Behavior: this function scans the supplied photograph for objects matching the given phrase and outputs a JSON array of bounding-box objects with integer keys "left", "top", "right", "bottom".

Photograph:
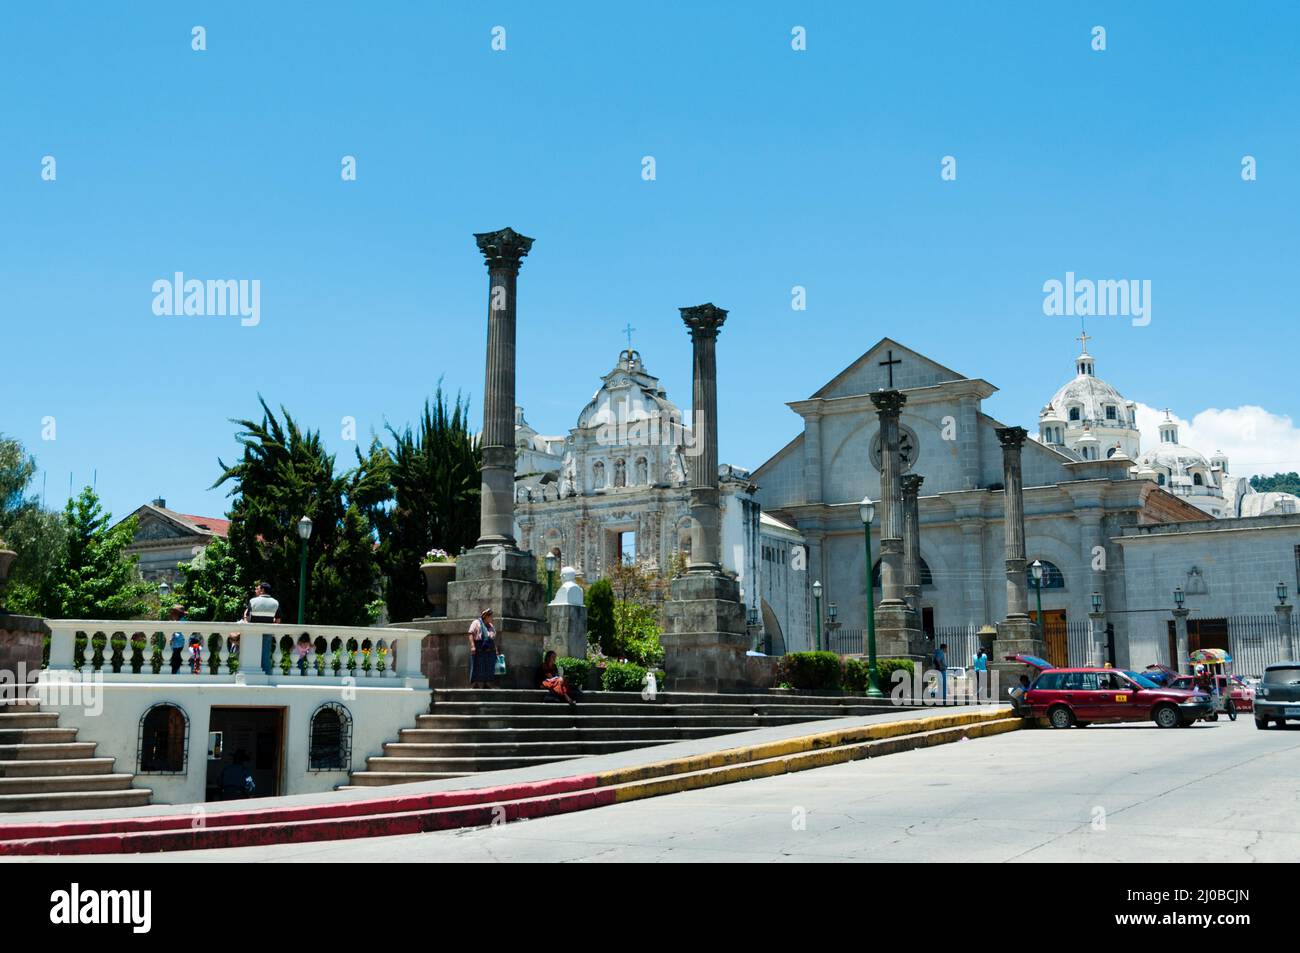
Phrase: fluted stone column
[
  {"left": 681, "top": 303, "right": 725, "bottom": 574},
  {"left": 474, "top": 227, "right": 534, "bottom": 548},
  {"left": 997, "top": 427, "right": 1030, "bottom": 622},
  {"left": 870, "top": 390, "right": 922, "bottom": 657},
  {"left": 871, "top": 390, "right": 907, "bottom": 607},
  {"left": 663, "top": 303, "right": 747, "bottom": 691},
  {"left": 1172, "top": 608, "right": 1191, "bottom": 674},
  {"left": 990, "top": 426, "right": 1048, "bottom": 689},
  {"left": 901, "top": 474, "right": 924, "bottom": 614}
]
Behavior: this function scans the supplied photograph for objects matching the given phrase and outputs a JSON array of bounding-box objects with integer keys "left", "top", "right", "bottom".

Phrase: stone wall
[{"left": 0, "top": 614, "right": 48, "bottom": 699}]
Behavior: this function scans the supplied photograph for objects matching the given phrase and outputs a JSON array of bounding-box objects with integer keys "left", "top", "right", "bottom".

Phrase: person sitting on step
[{"left": 539, "top": 650, "right": 577, "bottom": 706}]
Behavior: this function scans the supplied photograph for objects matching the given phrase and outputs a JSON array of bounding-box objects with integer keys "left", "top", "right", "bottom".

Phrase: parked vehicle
[
  {"left": 1022, "top": 667, "right": 1213, "bottom": 729},
  {"left": 1166, "top": 673, "right": 1254, "bottom": 712},
  {"left": 1254, "top": 663, "right": 1300, "bottom": 729}
]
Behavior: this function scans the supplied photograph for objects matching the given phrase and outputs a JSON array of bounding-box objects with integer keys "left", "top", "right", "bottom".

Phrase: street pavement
[{"left": 18, "top": 717, "right": 1300, "bottom": 862}]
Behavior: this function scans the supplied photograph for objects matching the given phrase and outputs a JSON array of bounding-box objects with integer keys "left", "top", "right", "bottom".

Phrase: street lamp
[
  {"left": 1031, "top": 559, "right": 1044, "bottom": 632},
  {"left": 1173, "top": 585, "right": 1185, "bottom": 609},
  {"left": 1090, "top": 590, "right": 1102, "bottom": 613},
  {"left": 860, "top": 496, "right": 882, "bottom": 698},
  {"left": 158, "top": 580, "right": 171, "bottom": 600},
  {"left": 297, "top": 515, "right": 313, "bottom": 625},
  {"left": 1278, "top": 582, "right": 1289, "bottom": 606},
  {"left": 812, "top": 579, "right": 823, "bottom": 652},
  {"left": 544, "top": 552, "right": 558, "bottom": 602}
]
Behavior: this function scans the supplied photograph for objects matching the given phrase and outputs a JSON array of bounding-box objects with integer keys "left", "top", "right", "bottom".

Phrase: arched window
[
  {"left": 309, "top": 702, "right": 352, "bottom": 771},
  {"left": 1193, "top": 473, "right": 1203, "bottom": 486},
  {"left": 138, "top": 703, "right": 189, "bottom": 774},
  {"left": 871, "top": 559, "right": 933, "bottom": 589},
  {"left": 1157, "top": 473, "right": 1166, "bottom": 486},
  {"left": 1026, "top": 560, "right": 1066, "bottom": 590},
  {"left": 1069, "top": 407, "right": 1081, "bottom": 422}
]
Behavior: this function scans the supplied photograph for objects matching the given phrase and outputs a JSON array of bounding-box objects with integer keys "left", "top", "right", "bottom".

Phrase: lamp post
[
  {"left": 158, "top": 580, "right": 171, "bottom": 600},
  {"left": 544, "top": 552, "right": 557, "bottom": 602},
  {"left": 860, "top": 496, "right": 882, "bottom": 698},
  {"left": 1089, "top": 590, "right": 1105, "bottom": 667},
  {"left": 1172, "top": 585, "right": 1190, "bottom": 674},
  {"left": 1030, "top": 559, "right": 1044, "bottom": 634},
  {"left": 826, "top": 601, "right": 840, "bottom": 654},
  {"left": 812, "top": 580, "right": 823, "bottom": 652},
  {"left": 297, "top": 515, "right": 313, "bottom": 625},
  {"left": 1277, "top": 581, "right": 1294, "bottom": 661}
]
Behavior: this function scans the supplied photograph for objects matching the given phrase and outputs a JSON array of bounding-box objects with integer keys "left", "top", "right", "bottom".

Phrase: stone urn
[
  {"left": 419, "top": 560, "right": 456, "bottom": 617},
  {"left": 0, "top": 540, "right": 15, "bottom": 612}
]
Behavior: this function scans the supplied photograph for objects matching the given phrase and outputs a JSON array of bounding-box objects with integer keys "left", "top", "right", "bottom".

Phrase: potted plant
[{"left": 419, "top": 548, "right": 456, "bottom": 617}]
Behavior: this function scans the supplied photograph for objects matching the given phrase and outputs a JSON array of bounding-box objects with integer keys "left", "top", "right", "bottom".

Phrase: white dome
[
  {"left": 1135, "top": 444, "right": 1211, "bottom": 472},
  {"left": 1046, "top": 368, "right": 1133, "bottom": 428},
  {"left": 1240, "top": 491, "right": 1300, "bottom": 517}
]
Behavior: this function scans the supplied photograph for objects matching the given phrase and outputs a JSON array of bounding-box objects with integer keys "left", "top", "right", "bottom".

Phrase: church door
[{"left": 1032, "top": 609, "right": 1069, "bottom": 668}]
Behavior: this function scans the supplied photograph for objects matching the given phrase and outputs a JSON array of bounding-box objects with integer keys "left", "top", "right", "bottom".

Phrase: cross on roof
[
  {"left": 622, "top": 323, "right": 636, "bottom": 350},
  {"left": 879, "top": 349, "right": 902, "bottom": 388},
  {"left": 1076, "top": 330, "right": 1091, "bottom": 352}
]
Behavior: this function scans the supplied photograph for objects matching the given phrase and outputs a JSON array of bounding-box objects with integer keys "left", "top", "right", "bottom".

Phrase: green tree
[
  {"left": 215, "top": 398, "right": 388, "bottom": 627},
  {"left": 1250, "top": 472, "right": 1300, "bottom": 496},
  {"left": 586, "top": 578, "right": 616, "bottom": 655},
  {"left": 0, "top": 435, "right": 68, "bottom": 613},
  {"left": 376, "top": 389, "right": 480, "bottom": 623},
  {"left": 44, "top": 487, "right": 155, "bottom": 619},
  {"left": 167, "top": 536, "right": 248, "bottom": 622},
  {"left": 612, "top": 600, "right": 664, "bottom": 666}
]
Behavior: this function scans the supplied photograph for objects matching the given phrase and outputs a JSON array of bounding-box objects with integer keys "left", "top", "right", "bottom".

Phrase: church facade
[{"left": 752, "top": 339, "right": 1207, "bottom": 666}]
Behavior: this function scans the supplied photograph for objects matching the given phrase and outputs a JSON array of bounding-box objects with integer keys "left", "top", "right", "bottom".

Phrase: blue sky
[{"left": 4, "top": 2, "right": 1298, "bottom": 521}]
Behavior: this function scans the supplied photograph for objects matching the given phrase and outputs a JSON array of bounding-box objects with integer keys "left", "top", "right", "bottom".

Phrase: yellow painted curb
[
  {"left": 610, "top": 716, "right": 1022, "bottom": 803},
  {"left": 595, "top": 705, "right": 1017, "bottom": 789}
]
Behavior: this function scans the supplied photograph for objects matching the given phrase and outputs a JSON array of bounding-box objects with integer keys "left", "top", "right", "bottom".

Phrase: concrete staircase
[
  {"left": 347, "top": 688, "right": 900, "bottom": 787},
  {"left": 0, "top": 696, "right": 152, "bottom": 813}
]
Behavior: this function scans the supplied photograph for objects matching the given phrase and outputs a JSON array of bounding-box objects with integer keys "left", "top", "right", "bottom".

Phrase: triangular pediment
[{"left": 812, "top": 338, "right": 969, "bottom": 399}]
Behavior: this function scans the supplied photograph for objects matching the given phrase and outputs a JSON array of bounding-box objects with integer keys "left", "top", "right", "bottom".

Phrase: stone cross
[
  {"left": 996, "top": 426, "right": 1030, "bottom": 623},
  {"left": 901, "top": 473, "right": 924, "bottom": 613},
  {"left": 870, "top": 389, "right": 908, "bottom": 607},
  {"left": 473, "top": 227, "right": 534, "bottom": 548},
  {"left": 680, "top": 303, "right": 727, "bottom": 573}
]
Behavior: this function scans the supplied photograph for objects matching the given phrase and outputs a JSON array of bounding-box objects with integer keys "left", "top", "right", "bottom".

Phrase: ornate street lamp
[
  {"left": 544, "top": 552, "right": 558, "bottom": 602},
  {"left": 297, "top": 515, "right": 313, "bottom": 625},
  {"left": 1173, "top": 585, "right": 1185, "bottom": 609},
  {"left": 812, "top": 579, "right": 823, "bottom": 652},
  {"left": 1278, "top": 582, "right": 1289, "bottom": 606},
  {"left": 1090, "top": 590, "right": 1102, "bottom": 613},
  {"left": 860, "top": 496, "right": 882, "bottom": 698}
]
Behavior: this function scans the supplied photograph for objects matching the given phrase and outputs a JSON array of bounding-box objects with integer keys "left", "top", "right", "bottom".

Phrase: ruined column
[
  {"left": 663, "top": 303, "right": 747, "bottom": 690},
  {"left": 1173, "top": 608, "right": 1191, "bottom": 675},
  {"left": 1277, "top": 602, "right": 1294, "bottom": 664},
  {"left": 680, "top": 303, "right": 725, "bottom": 574},
  {"left": 997, "top": 426, "right": 1030, "bottom": 622},
  {"left": 870, "top": 390, "right": 908, "bottom": 607},
  {"left": 901, "top": 474, "right": 924, "bottom": 614},
  {"left": 989, "top": 426, "right": 1048, "bottom": 689},
  {"left": 473, "top": 227, "right": 534, "bottom": 548}
]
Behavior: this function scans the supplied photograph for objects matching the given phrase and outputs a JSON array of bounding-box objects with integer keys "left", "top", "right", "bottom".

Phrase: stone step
[
  {"left": 435, "top": 689, "right": 894, "bottom": 707},
  {"left": 415, "top": 713, "right": 842, "bottom": 730},
  {"left": 0, "top": 773, "right": 136, "bottom": 795},
  {"left": 397, "top": 725, "right": 758, "bottom": 744},
  {"left": 0, "top": 757, "right": 116, "bottom": 778},
  {"left": 0, "top": 742, "right": 97, "bottom": 761},
  {"left": 342, "top": 771, "right": 471, "bottom": 787},
  {"left": 365, "top": 754, "right": 592, "bottom": 773},
  {"left": 382, "top": 739, "right": 676, "bottom": 759},
  {"left": 0, "top": 788, "right": 152, "bottom": 813},
  {"left": 0, "top": 712, "right": 59, "bottom": 728},
  {"left": 0, "top": 698, "right": 40, "bottom": 711},
  {"left": 428, "top": 701, "right": 889, "bottom": 718},
  {"left": 0, "top": 728, "right": 78, "bottom": 745}
]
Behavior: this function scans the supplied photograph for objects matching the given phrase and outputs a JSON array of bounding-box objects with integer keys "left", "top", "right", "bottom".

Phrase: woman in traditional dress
[
  {"left": 539, "top": 650, "right": 577, "bottom": 706},
  {"left": 468, "top": 608, "right": 499, "bottom": 688}
]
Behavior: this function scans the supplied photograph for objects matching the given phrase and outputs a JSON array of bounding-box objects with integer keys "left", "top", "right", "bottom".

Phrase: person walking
[
  {"left": 468, "top": 608, "right": 500, "bottom": 689},
  {"left": 972, "top": 647, "right": 989, "bottom": 701},
  {"left": 933, "top": 642, "right": 949, "bottom": 703}
]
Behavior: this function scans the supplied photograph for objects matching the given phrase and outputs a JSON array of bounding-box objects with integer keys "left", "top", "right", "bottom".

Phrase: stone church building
[{"left": 752, "top": 338, "right": 1207, "bottom": 665}]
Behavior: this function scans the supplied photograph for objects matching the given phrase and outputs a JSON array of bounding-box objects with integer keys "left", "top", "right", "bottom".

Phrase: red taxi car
[{"left": 1023, "top": 666, "right": 1213, "bottom": 729}]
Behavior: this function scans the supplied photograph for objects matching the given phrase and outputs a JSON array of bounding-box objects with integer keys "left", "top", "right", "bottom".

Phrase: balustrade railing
[{"left": 42, "top": 620, "right": 427, "bottom": 684}]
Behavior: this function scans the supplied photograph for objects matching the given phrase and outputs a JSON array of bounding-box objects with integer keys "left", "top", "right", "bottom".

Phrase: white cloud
[{"left": 1133, "top": 402, "right": 1300, "bottom": 477}]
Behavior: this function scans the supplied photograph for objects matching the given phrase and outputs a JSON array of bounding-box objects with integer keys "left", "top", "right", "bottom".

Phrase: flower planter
[{"left": 419, "top": 561, "right": 456, "bottom": 617}]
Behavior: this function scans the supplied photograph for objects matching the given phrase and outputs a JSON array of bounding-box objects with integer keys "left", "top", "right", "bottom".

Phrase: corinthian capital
[
  {"left": 995, "top": 426, "right": 1028, "bottom": 451},
  {"left": 869, "top": 388, "right": 907, "bottom": 416},
  {"left": 680, "top": 303, "right": 728, "bottom": 341},
  {"left": 901, "top": 474, "right": 924, "bottom": 497},
  {"left": 474, "top": 227, "right": 535, "bottom": 273}
]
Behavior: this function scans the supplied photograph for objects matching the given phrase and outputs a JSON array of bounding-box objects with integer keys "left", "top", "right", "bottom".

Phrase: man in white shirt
[{"left": 243, "top": 583, "right": 281, "bottom": 674}]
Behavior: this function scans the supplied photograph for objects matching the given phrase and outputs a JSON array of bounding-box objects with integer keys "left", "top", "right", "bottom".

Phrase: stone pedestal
[
  {"left": 407, "top": 545, "right": 548, "bottom": 689},
  {"left": 1172, "top": 608, "right": 1190, "bottom": 674},
  {"left": 990, "top": 617, "right": 1050, "bottom": 698},
  {"left": 662, "top": 572, "right": 749, "bottom": 692},
  {"left": 546, "top": 603, "right": 588, "bottom": 661},
  {"left": 1277, "top": 603, "right": 1294, "bottom": 662}
]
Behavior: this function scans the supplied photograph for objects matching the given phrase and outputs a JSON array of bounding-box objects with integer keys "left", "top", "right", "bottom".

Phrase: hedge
[
  {"left": 777, "top": 652, "right": 916, "bottom": 694},
  {"left": 558, "top": 656, "right": 593, "bottom": 688}
]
